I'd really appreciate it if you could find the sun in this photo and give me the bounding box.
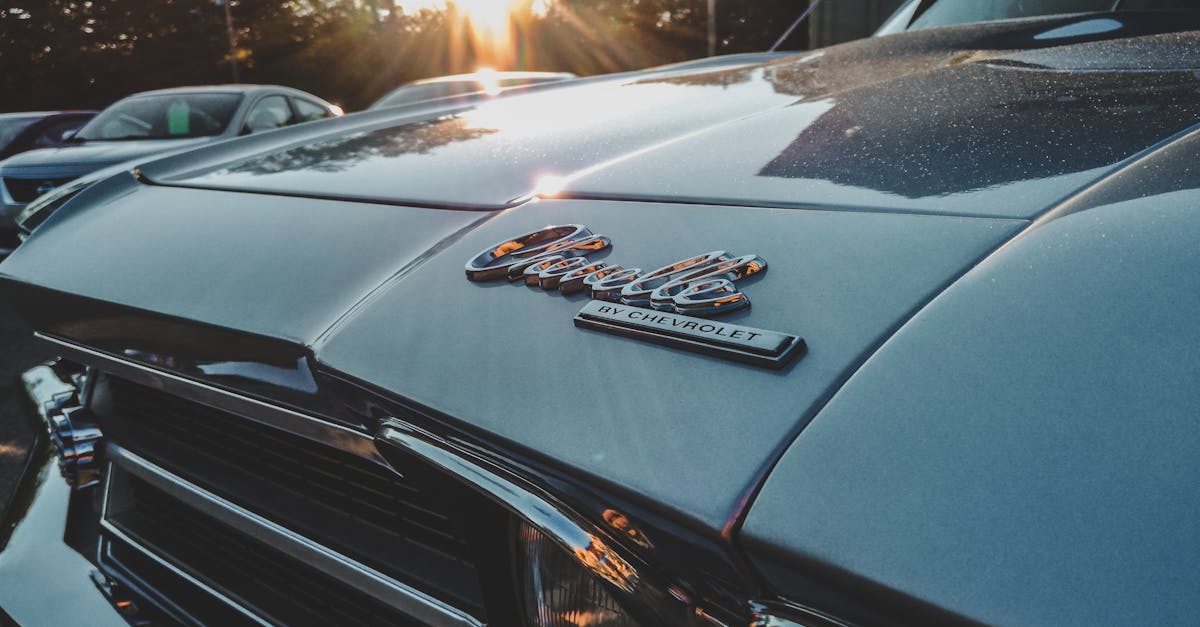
[452,0,511,33]
[399,0,555,69]
[401,0,552,31]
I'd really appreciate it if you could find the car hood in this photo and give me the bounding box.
[0,137,214,173]
[141,11,1200,217]
[2,6,1200,567]
[0,181,1024,531]
[740,127,1200,625]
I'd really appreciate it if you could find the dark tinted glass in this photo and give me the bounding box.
[883,0,1200,32]
[911,0,1115,29]
[1119,0,1200,7]
[77,93,242,140]
[31,118,89,148]
[0,116,40,148]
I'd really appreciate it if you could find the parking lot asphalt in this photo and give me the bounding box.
[0,300,53,529]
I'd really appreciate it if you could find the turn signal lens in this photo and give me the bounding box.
[518,523,638,627]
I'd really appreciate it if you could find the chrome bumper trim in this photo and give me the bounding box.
[35,332,384,464]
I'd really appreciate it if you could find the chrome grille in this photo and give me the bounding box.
[94,376,486,620]
[105,470,425,626]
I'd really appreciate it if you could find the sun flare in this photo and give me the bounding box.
[400,0,556,67]
[402,0,553,31]
[453,0,511,33]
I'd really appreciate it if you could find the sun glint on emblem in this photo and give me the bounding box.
[464,224,805,369]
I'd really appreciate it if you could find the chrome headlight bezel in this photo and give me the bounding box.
[377,420,697,627]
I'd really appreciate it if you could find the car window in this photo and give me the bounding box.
[497,77,559,88]
[77,93,242,140]
[244,95,293,133]
[30,118,89,148]
[892,0,1199,32]
[0,116,42,149]
[291,98,331,123]
[371,83,468,109]
[911,0,1115,30]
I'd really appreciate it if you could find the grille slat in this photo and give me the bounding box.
[97,377,486,618]
[108,474,423,626]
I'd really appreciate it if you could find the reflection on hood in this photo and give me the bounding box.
[219,118,498,176]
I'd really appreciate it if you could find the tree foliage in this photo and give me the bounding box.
[0,1,812,112]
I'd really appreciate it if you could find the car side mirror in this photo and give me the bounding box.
[60,129,77,142]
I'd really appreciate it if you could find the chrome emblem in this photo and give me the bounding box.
[35,180,58,196]
[465,225,805,368]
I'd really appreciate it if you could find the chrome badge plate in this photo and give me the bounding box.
[465,224,805,369]
[574,302,804,369]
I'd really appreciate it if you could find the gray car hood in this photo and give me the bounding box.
[0,181,1023,532]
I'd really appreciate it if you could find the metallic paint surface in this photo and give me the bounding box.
[4,190,1023,538]
[140,13,1200,217]
[567,25,1200,217]
[2,11,1200,625]
[0,179,486,344]
[314,199,1023,529]
[742,132,1200,624]
[153,74,803,209]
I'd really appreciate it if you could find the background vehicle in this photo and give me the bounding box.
[369,70,576,110]
[4,1,1200,626]
[0,111,96,161]
[639,51,797,73]
[0,85,340,250]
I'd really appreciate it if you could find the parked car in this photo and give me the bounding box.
[0,85,340,252]
[0,111,97,161]
[369,69,576,110]
[639,51,798,74]
[5,1,1200,625]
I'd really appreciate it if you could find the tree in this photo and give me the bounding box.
[0,1,816,113]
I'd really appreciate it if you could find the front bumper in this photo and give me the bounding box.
[0,435,129,626]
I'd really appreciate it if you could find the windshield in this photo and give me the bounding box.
[0,116,41,148]
[881,0,1197,32]
[372,82,478,109]
[76,93,242,141]
[371,76,566,110]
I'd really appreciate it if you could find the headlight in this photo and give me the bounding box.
[379,422,685,626]
[518,523,639,626]
[15,176,92,233]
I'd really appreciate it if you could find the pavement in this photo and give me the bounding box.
[0,299,53,532]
